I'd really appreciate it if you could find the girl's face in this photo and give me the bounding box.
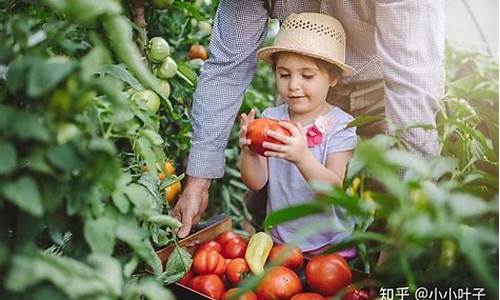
[275,53,337,120]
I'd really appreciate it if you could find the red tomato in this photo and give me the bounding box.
[305,254,352,297]
[216,231,239,246]
[193,250,226,276]
[343,285,372,300]
[197,240,222,253]
[225,258,250,286]
[178,269,194,287]
[220,237,247,259]
[268,244,304,270]
[222,288,258,300]
[191,274,225,300]
[291,293,325,300]
[246,118,291,156]
[256,266,302,300]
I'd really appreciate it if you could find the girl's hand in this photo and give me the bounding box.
[262,121,310,163]
[239,109,256,154]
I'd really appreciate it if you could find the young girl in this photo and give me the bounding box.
[239,13,357,256]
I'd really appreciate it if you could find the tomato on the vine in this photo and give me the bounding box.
[132,90,161,113]
[147,37,170,63]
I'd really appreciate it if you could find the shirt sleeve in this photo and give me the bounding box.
[187,0,269,178]
[327,119,357,154]
[375,0,445,156]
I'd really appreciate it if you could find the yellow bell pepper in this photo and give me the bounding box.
[244,231,273,275]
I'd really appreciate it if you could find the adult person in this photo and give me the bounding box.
[173,0,445,238]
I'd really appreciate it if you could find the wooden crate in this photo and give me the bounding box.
[156,213,373,299]
[156,214,232,300]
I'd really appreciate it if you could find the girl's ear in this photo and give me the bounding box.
[330,76,339,87]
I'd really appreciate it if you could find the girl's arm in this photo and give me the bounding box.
[239,150,268,191]
[238,109,268,191]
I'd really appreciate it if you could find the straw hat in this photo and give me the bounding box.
[258,13,354,77]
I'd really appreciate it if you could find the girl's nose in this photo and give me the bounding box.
[288,76,301,91]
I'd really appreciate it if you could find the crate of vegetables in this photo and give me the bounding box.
[156,214,374,300]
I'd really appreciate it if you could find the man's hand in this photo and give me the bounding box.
[173,176,211,238]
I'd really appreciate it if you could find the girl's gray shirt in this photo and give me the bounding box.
[262,104,357,252]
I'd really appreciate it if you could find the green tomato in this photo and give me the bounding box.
[148,0,174,9]
[132,90,161,113]
[158,80,171,98]
[198,20,212,36]
[157,57,177,79]
[57,123,80,144]
[147,37,170,63]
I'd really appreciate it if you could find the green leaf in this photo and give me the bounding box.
[88,137,117,155]
[6,57,32,92]
[27,57,76,97]
[177,63,197,86]
[116,218,162,276]
[112,192,130,214]
[84,216,117,255]
[2,176,43,216]
[87,254,123,296]
[5,251,113,298]
[124,277,175,300]
[447,193,492,218]
[346,115,385,128]
[98,64,144,91]
[46,144,85,172]
[124,183,154,212]
[160,246,192,285]
[264,202,325,231]
[12,111,50,142]
[141,129,164,146]
[0,142,17,175]
[136,137,157,178]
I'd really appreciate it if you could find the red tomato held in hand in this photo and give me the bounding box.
[216,231,239,246]
[291,292,325,300]
[268,244,304,270]
[256,266,303,300]
[197,240,222,253]
[225,258,250,286]
[220,237,247,259]
[222,288,258,300]
[193,250,226,276]
[305,254,352,297]
[178,269,194,287]
[343,285,372,300]
[191,274,225,300]
[246,118,291,156]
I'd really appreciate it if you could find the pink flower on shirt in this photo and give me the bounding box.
[306,115,335,148]
[306,126,323,147]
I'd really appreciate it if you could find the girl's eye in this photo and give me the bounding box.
[279,74,290,78]
[303,74,314,79]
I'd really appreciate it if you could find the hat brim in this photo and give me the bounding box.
[258,46,355,77]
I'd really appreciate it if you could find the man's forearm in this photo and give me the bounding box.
[186,0,269,178]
